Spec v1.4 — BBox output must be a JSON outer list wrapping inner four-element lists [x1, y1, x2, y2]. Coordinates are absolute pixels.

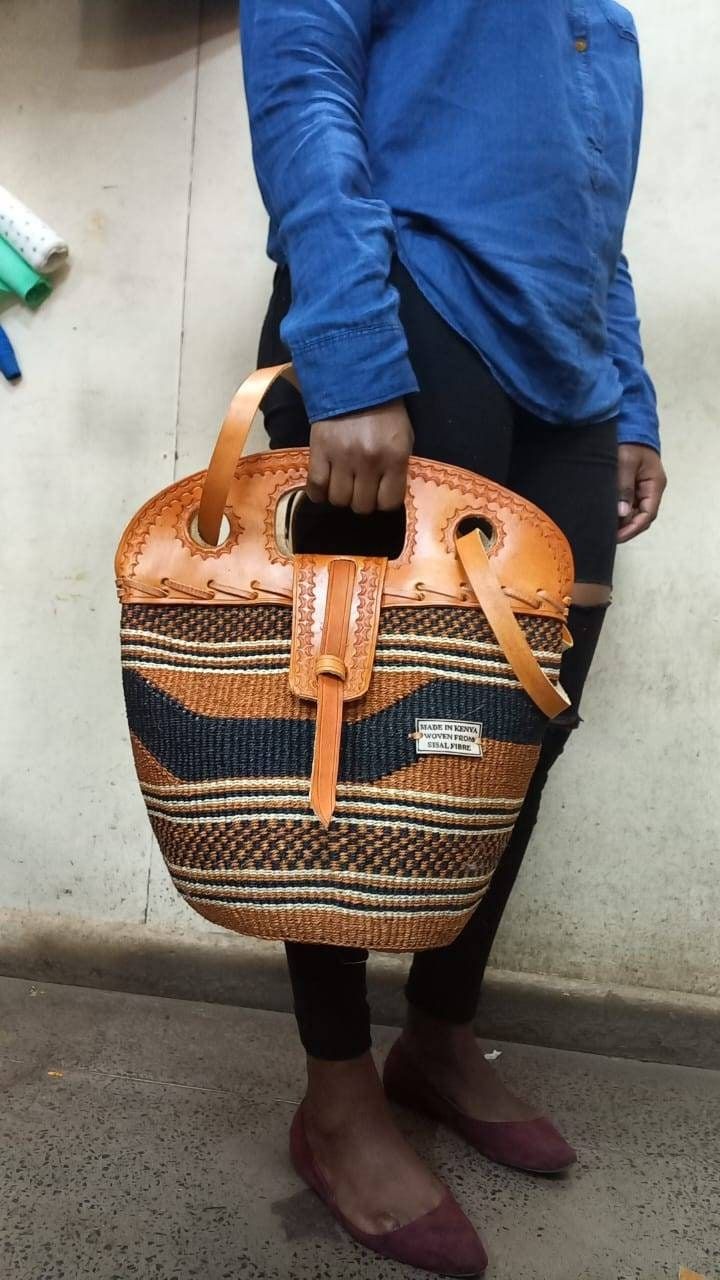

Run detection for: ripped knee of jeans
[[571, 583, 612, 608]]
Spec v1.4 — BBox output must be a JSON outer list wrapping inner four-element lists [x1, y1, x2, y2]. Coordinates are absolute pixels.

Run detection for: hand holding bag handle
[[197, 364, 569, 719]]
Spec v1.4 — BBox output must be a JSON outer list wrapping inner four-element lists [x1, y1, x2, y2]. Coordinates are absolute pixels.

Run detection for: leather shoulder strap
[[197, 363, 299, 545], [456, 530, 570, 719]]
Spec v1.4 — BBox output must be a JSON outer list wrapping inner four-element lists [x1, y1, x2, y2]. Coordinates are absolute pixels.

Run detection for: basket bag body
[[116, 366, 573, 952]]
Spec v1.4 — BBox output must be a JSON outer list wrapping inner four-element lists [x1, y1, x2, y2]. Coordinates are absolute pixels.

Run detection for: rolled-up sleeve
[[240, 0, 418, 422], [607, 253, 660, 452]]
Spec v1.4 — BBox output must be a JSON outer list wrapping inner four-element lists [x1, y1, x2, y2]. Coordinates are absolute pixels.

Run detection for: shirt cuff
[[617, 418, 661, 452], [290, 324, 419, 422]]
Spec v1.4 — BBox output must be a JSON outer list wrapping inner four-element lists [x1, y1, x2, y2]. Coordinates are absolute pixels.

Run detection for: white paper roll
[[0, 185, 69, 273]]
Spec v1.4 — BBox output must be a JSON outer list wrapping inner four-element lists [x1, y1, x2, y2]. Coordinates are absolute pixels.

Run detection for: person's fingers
[[351, 470, 381, 515], [307, 405, 413, 512], [377, 461, 409, 511], [306, 448, 330, 504], [617, 452, 637, 520], [637, 474, 666, 523], [617, 444, 667, 542], [617, 472, 666, 543], [327, 463, 355, 508], [617, 509, 653, 543]]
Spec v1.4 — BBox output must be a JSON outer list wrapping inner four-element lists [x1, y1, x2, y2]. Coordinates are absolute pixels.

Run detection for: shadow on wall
[[79, 0, 238, 70]]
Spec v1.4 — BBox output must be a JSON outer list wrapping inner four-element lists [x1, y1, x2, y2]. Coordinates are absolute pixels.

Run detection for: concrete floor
[[1, 977, 718, 1280]]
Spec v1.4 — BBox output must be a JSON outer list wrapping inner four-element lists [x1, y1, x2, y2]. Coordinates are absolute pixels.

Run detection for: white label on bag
[[412, 720, 483, 758]]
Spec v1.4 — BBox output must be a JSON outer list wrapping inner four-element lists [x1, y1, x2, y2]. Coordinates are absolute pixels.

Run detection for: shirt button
[[575, 37, 588, 52]]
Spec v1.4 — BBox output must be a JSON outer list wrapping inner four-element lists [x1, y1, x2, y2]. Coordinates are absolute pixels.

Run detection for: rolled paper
[[0, 184, 68, 273], [0, 235, 51, 308]]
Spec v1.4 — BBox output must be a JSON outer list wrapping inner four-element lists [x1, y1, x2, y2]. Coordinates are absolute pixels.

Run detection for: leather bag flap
[[289, 555, 388, 702]]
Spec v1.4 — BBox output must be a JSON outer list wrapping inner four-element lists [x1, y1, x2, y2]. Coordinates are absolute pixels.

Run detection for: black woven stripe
[[178, 889, 476, 915], [124, 667, 546, 782], [172, 875, 485, 898], [145, 792, 517, 820], [148, 803, 512, 824]]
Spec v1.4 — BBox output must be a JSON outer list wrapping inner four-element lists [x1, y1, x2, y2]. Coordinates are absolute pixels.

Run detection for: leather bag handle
[[197, 370, 569, 716], [198, 362, 299, 545], [455, 529, 570, 718]]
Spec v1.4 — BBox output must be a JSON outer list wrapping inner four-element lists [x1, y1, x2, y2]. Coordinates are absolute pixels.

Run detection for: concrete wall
[[2, 0, 718, 1002]]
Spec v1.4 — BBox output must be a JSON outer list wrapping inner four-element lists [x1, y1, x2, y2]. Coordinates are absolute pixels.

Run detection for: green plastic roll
[[0, 234, 51, 308]]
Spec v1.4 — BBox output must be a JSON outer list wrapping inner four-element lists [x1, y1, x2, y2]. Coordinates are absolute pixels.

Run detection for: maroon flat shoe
[[290, 1104, 488, 1276], [383, 1040, 577, 1175]]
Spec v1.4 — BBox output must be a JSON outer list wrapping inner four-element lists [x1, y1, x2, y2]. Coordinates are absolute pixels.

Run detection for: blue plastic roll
[[0, 324, 21, 381]]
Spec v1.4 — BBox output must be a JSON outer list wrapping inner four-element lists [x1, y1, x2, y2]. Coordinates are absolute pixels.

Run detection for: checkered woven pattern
[[121, 603, 562, 950]]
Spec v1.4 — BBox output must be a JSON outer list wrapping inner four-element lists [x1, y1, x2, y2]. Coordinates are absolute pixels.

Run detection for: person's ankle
[[305, 1051, 385, 1134], [402, 1008, 477, 1061]]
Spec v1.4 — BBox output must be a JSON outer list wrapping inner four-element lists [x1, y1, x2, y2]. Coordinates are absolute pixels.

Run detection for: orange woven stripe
[[344, 670, 435, 720], [184, 898, 485, 952], [129, 667, 315, 721], [377, 743, 540, 800], [130, 733, 183, 787]]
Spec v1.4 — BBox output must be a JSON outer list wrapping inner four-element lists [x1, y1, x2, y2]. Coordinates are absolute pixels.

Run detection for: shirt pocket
[[597, 0, 640, 43]]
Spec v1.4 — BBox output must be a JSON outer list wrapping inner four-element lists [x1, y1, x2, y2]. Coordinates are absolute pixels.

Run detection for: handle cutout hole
[[283, 493, 406, 558], [274, 490, 301, 558], [188, 511, 231, 549], [456, 515, 496, 550]]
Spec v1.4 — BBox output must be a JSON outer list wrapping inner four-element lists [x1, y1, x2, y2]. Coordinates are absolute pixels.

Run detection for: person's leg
[[286, 941, 448, 1232], [257, 265, 311, 447], [259, 263, 515, 1232], [398, 416, 618, 1123], [398, 601, 608, 1122], [258, 262, 518, 1224]]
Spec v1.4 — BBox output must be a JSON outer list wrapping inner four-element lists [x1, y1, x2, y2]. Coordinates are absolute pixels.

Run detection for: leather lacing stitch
[[389, 583, 471, 604], [117, 576, 293, 602], [389, 581, 570, 617], [118, 576, 569, 615], [161, 577, 215, 600], [504, 586, 572, 616], [207, 579, 293, 602], [116, 577, 168, 598]]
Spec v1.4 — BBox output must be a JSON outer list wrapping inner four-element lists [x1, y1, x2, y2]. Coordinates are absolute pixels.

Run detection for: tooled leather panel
[[115, 449, 573, 615], [290, 555, 388, 702]]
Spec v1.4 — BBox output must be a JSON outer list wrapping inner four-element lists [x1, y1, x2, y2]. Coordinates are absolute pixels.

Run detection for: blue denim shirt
[[240, 0, 659, 449]]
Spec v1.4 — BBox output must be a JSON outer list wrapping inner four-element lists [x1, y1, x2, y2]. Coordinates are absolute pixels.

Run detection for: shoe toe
[[385, 1194, 488, 1276], [523, 1117, 577, 1173], [476, 1116, 577, 1173]]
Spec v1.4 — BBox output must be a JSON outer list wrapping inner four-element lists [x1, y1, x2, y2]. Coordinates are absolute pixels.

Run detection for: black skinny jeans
[[259, 261, 618, 1060]]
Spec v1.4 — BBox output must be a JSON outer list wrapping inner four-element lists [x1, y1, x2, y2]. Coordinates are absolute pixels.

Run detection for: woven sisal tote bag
[[116, 365, 574, 951]]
